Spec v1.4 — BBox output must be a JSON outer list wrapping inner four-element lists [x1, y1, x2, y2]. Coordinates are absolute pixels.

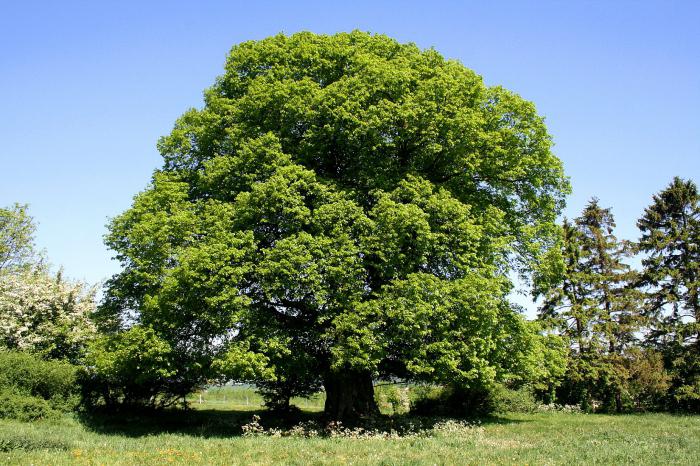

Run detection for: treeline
[[0, 178, 698, 419], [537, 177, 699, 413]]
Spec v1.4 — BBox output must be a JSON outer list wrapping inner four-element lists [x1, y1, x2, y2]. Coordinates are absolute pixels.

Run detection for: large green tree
[[638, 177, 700, 411], [100, 31, 569, 419]]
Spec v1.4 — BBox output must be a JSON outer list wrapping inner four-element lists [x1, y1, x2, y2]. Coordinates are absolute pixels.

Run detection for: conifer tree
[[540, 199, 640, 411], [637, 177, 700, 412]]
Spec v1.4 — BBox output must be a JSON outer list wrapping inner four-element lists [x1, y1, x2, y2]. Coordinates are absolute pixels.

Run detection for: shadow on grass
[[77, 407, 527, 439], [77, 407, 314, 439]]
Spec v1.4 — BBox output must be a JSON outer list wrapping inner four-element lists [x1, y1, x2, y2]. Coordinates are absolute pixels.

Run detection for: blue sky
[[1, 1, 699, 302]]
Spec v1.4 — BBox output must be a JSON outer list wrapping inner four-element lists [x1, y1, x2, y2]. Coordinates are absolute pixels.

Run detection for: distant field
[[1, 386, 699, 465], [187, 385, 326, 411]]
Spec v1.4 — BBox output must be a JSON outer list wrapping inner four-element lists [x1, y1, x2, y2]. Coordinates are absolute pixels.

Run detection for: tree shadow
[[388, 412, 529, 429], [77, 407, 527, 439], [77, 407, 321, 439], [478, 414, 531, 425]]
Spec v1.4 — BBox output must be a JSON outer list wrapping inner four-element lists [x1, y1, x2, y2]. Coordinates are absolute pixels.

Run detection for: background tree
[[637, 177, 700, 412], [101, 31, 569, 420], [540, 199, 642, 411], [0, 203, 37, 273]]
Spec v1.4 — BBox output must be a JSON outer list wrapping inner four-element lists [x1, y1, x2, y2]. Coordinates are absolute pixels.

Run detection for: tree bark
[[323, 369, 379, 422]]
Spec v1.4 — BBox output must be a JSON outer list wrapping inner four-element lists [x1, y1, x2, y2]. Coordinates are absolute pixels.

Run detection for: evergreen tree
[[577, 200, 640, 357], [540, 199, 641, 411], [637, 177, 700, 412]]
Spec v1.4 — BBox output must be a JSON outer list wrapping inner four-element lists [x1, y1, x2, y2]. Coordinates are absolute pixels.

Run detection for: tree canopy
[[99, 31, 570, 419]]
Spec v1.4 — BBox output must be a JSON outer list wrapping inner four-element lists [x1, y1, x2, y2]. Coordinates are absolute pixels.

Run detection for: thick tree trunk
[[323, 369, 379, 422]]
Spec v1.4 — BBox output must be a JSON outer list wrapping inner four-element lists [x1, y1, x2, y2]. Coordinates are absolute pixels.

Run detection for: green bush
[[79, 326, 186, 410], [489, 385, 538, 414], [0, 390, 61, 422], [0, 351, 78, 400], [375, 384, 410, 415], [410, 383, 538, 416], [0, 350, 79, 420], [411, 384, 493, 417]]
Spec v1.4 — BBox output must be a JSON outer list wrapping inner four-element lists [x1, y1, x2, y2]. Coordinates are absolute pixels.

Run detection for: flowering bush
[[0, 267, 96, 361], [536, 403, 583, 413]]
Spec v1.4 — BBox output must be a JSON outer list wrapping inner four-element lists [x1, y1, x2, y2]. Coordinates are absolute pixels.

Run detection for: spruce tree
[[637, 177, 700, 412], [540, 199, 640, 411]]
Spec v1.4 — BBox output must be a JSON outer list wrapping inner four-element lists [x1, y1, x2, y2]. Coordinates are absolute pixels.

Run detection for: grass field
[[1, 387, 699, 465]]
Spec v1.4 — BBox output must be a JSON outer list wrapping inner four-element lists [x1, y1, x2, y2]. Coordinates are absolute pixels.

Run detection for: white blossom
[[0, 267, 96, 359]]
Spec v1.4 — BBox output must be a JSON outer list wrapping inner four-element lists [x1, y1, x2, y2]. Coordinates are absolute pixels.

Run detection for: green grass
[[1, 408, 699, 465], [0, 387, 698, 465]]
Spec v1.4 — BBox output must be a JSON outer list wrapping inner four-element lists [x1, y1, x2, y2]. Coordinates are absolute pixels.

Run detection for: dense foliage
[[0, 351, 79, 421], [99, 31, 569, 419]]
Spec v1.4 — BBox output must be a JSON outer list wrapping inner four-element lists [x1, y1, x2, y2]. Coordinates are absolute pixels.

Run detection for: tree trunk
[[615, 389, 623, 413], [323, 369, 379, 422]]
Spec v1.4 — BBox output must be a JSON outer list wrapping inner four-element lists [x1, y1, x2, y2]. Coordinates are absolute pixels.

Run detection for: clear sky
[[1, 1, 699, 303]]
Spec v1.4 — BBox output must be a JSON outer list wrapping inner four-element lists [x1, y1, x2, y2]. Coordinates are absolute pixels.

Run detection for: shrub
[[411, 384, 494, 417], [0, 389, 61, 422], [375, 384, 410, 415], [489, 385, 538, 414], [667, 348, 700, 414], [79, 325, 185, 410], [0, 350, 79, 420], [622, 348, 671, 412], [672, 377, 700, 413], [0, 350, 78, 403], [410, 383, 539, 416]]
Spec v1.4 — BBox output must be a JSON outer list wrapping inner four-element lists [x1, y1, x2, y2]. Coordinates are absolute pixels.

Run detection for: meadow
[[0, 386, 698, 465]]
